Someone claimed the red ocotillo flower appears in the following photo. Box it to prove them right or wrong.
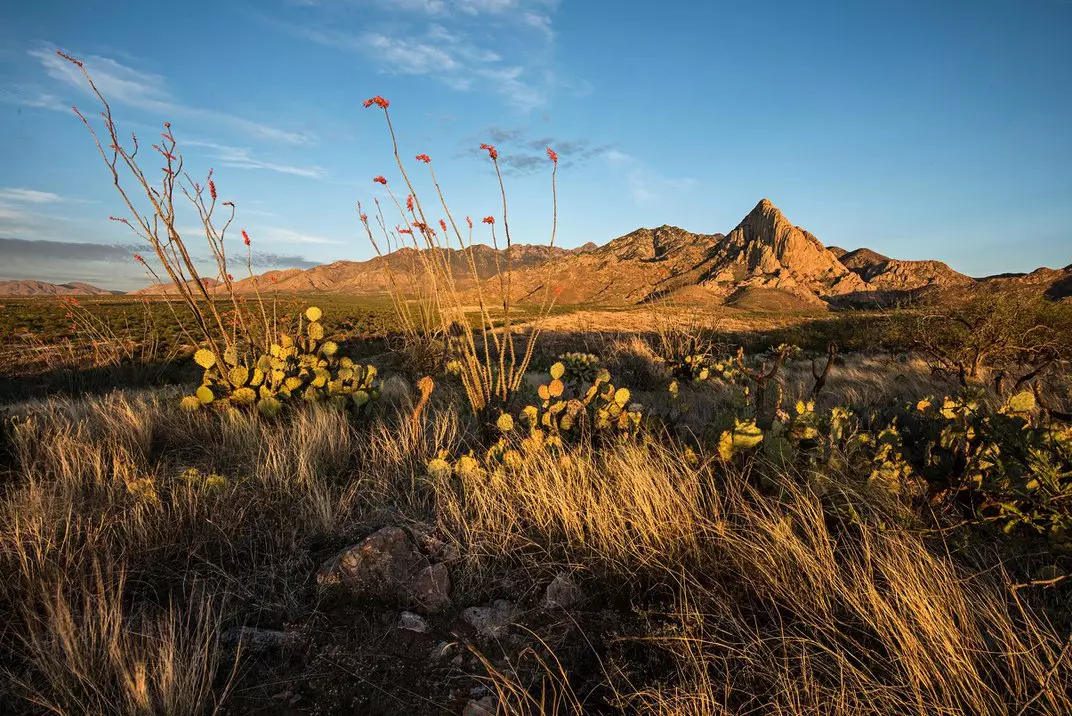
[242,230,251,247]
[209,179,217,200]
[439,219,447,233]
[398,227,413,235]
[363,96,390,109]
[109,215,129,225]
[482,216,495,225]
[546,146,558,164]
[415,153,431,163]
[359,212,369,223]
[227,273,234,281]
[412,221,427,232]
[466,216,473,229]
[134,254,146,264]
[479,143,498,160]
[406,195,414,212]
[373,176,387,185]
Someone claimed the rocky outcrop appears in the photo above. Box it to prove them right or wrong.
[698,199,869,304]
[838,248,972,292]
[980,265,1072,301]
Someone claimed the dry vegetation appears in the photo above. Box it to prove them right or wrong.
[2,53,1072,716]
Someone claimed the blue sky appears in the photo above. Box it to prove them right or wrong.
[0,0,1069,290]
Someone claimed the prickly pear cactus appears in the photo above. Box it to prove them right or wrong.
[181,306,379,417]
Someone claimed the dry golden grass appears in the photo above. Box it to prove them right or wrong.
[1,370,1069,714]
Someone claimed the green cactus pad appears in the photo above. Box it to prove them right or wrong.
[305,306,323,322]
[228,365,250,387]
[307,322,325,341]
[550,362,565,380]
[194,349,216,369]
[196,385,215,405]
[231,387,257,405]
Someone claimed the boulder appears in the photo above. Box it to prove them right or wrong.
[317,526,451,613]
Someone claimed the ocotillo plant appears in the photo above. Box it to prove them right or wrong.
[359,95,561,413]
[59,51,278,387]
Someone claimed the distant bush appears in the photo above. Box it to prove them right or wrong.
[884,288,1072,389]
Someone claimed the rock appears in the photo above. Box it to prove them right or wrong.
[544,573,584,609]
[317,526,451,613]
[409,563,452,613]
[839,247,972,292]
[462,599,519,638]
[463,695,497,716]
[220,627,303,652]
[419,532,461,563]
[398,611,429,633]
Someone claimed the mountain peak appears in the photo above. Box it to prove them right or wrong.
[704,199,868,302]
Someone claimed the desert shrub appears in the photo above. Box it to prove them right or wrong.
[885,288,1072,388]
[604,336,670,390]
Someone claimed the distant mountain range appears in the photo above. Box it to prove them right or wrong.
[213,198,1067,308]
[6,199,1068,306]
[0,280,120,297]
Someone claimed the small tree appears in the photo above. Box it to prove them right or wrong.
[892,287,1071,390]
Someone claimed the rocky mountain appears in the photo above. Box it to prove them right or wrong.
[131,277,221,296]
[128,198,1067,309]
[979,264,1072,301]
[696,199,868,304]
[0,280,117,297]
[839,248,973,292]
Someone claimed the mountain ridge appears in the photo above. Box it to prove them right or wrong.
[0,280,119,297]
[123,198,1069,308]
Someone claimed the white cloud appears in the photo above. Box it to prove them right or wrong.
[246,227,342,245]
[0,205,32,223]
[600,151,696,206]
[0,188,62,203]
[0,86,70,112]
[175,140,325,179]
[275,0,563,110]
[27,48,312,145]
[364,33,459,75]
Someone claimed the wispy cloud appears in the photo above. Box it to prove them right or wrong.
[184,140,325,179]
[468,126,615,173]
[25,47,312,145]
[0,188,62,203]
[0,85,70,112]
[271,0,563,110]
[255,227,343,245]
[0,236,318,289]
[601,150,698,205]
[251,251,320,269]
